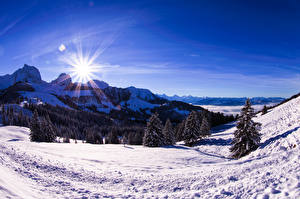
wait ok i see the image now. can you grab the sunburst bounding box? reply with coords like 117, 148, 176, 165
60, 42, 102, 83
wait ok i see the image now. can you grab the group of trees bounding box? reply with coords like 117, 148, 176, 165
183, 111, 211, 146
0, 102, 146, 144
143, 99, 262, 159
1, 105, 30, 127
29, 110, 56, 142
143, 111, 211, 147
1, 97, 262, 159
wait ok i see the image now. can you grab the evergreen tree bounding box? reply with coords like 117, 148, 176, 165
262, 105, 268, 115
183, 111, 201, 146
128, 131, 143, 145
1, 104, 6, 125
85, 127, 95, 144
230, 99, 261, 159
128, 132, 135, 145
85, 126, 103, 144
175, 119, 185, 142
41, 114, 56, 142
200, 115, 211, 137
105, 128, 119, 144
163, 119, 175, 145
94, 132, 103, 144
29, 110, 42, 142
143, 112, 164, 147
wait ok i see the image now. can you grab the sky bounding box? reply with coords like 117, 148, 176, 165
0, 0, 300, 97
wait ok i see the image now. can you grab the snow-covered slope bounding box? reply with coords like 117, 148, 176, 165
0, 95, 299, 198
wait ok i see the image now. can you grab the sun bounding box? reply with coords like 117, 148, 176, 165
69, 59, 96, 83
60, 44, 102, 83
72, 61, 93, 82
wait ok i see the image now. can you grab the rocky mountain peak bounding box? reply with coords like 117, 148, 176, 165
0, 64, 42, 89
51, 73, 72, 87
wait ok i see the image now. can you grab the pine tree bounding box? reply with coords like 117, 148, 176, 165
183, 111, 201, 146
94, 132, 103, 144
105, 128, 119, 144
143, 112, 164, 147
85, 127, 95, 144
84, 126, 103, 144
41, 114, 56, 142
230, 99, 261, 159
163, 119, 175, 145
262, 105, 268, 115
1, 104, 6, 126
29, 110, 42, 142
128, 131, 143, 145
8, 106, 13, 125
200, 115, 211, 137
175, 119, 185, 142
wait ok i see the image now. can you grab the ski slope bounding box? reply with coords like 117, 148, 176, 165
0, 97, 300, 198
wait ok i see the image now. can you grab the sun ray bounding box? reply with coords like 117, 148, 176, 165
60, 42, 104, 84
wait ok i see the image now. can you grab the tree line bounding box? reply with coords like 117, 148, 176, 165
1, 100, 262, 160
143, 111, 211, 147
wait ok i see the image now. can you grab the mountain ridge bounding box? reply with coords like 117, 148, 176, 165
1, 64, 224, 124
0, 64, 43, 89
159, 94, 285, 106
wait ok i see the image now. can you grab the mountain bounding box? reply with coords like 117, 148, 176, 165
1, 64, 223, 123
0, 85, 299, 198
159, 94, 285, 106
0, 64, 43, 89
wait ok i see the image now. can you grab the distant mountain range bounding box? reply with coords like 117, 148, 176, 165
158, 94, 285, 106
1, 64, 281, 124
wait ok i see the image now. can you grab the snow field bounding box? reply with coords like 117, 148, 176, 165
0, 96, 300, 198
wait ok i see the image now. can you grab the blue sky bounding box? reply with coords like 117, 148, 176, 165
0, 0, 300, 97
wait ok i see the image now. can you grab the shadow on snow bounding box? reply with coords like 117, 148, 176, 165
197, 138, 232, 146
260, 126, 300, 149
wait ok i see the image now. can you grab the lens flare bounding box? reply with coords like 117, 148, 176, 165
60, 43, 102, 83
69, 58, 95, 83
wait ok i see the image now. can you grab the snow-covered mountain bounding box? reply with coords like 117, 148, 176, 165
0, 64, 43, 89
159, 94, 284, 106
0, 65, 203, 120
0, 87, 299, 198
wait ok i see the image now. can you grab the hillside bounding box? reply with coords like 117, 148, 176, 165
0, 94, 299, 198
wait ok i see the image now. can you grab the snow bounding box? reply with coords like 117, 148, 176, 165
123, 97, 159, 112
0, 97, 300, 198
0, 64, 42, 89
127, 86, 155, 101
89, 80, 109, 89
20, 90, 69, 108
